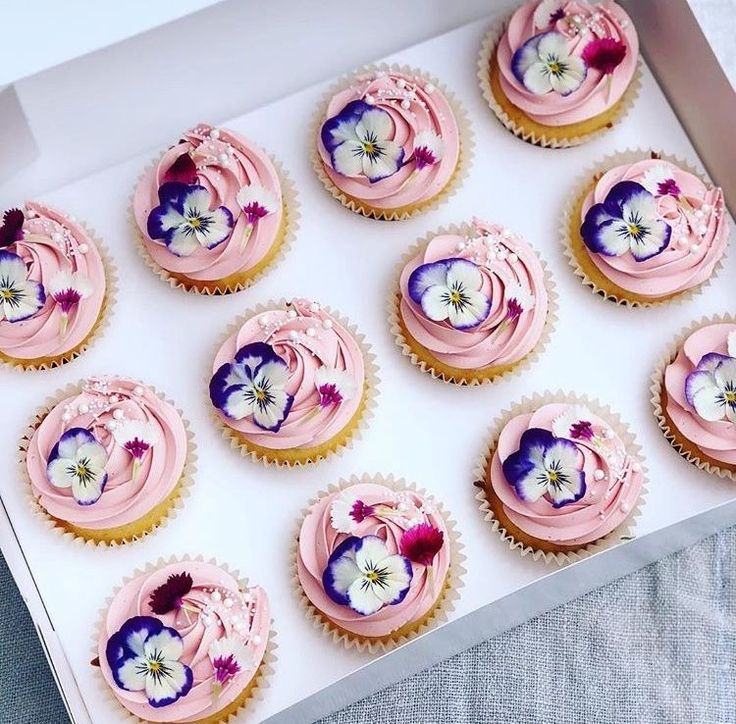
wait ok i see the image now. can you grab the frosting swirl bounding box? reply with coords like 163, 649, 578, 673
399, 219, 549, 370
210, 299, 365, 451
27, 377, 187, 532
297, 482, 450, 638
663, 322, 736, 466
133, 122, 283, 283
487, 402, 644, 547
496, 1, 638, 126
317, 70, 460, 211
579, 159, 729, 297
98, 560, 270, 723
0, 202, 106, 361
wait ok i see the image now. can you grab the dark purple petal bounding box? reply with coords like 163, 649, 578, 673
602, 181, 650, 218
407, 259, 451, 305
106, 616, 164, 681
511, 33, 543, 85
162, 153, 198, 185
47, 427, 97, 464
0, 208, 25, 248
209, 362, 241, 413
580, 204, 619, 255
502, 427, 557, 489
157, 182, 191, 207
322, 536, 361, 606
320, 100, 373, 153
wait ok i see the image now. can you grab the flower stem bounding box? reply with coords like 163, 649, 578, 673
392, 167, 421, 195
239, 222, 254, 253
59, 312, 69, 338
131, 458, 141, 482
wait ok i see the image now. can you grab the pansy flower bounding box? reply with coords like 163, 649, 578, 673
209, 635, 253, 698
0, 250, 45, 323
0, 208, 24, 248
512, 31, 586, 96
106, 616, 193, 708
321, 101, 404, 182
147, 183, 233, 257
314, 366, 356, 408
581, 181, 672, 261
46, 428, 108, 505
47, 270, 92, 336
322, 535, 413, 616
502, 428, 586, 508
685, 353, 736, 423
113, 420, 158, 480
408, 258, 491, 330
209, 342, 294, 432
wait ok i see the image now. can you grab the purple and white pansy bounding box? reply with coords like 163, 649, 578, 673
46, 428, 109, 505
502, 428, 586, 508
512, 31, 587, 96
322, 535, 413, 616
209, 342, 294, 432
106, 616, 193, 708
321, 101, 404, 182
685, 353, 736, 423
408, 258, 491, 330
0, 250, 45, 323
147, 183, 234, 257
581, 180, 672, 262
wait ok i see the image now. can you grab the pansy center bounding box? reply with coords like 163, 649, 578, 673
357, 130, 384, 162
70, 458, 96, 485
0, 280, 22, 304
544, 56, 567, 77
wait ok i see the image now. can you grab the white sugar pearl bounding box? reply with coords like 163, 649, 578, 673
251, 635, 261, 645
51, 233, 62, 243
400, 99, 411, 110
593, 469, 605, 481
322, 319, 333, 329
309, 302, 320, 313
508, 253, 518, 263
698, 226, 708, 236
62, 412, 72, 422
78, 404, 89, 414
113, 409, 124, 420
702, 203, 712, 212
620, 503, 629, 513
77, 243, 89, 253
287, 309, 297, 319
110, 395, 119, 404
218, 153, 229, 165
690, 244, 700, 254
289, 330, 299, 341
134, 386, 144, 396
456, 241, 466, 251
106, 421, 117, 431
210, 128, 220, 139
306, 328, 316, 337
224, 598, 234, 609
212, 591, 222, 602
396, 78, 406, 89
694, 209, 704, 219
365, 94, 375, 105
424, 83, 435, 93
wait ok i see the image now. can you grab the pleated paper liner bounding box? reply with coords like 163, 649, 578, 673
132, 153, 299, 295
19, 379, 196, 547
477, 15, 641, 148
208, 299, 379, 468
291, 473, 465, 653
311, 62, 475, 221
388, 223, 558, 385
561, 149, 728, 308
0, 221, 117, 371
650, 313, 736, 481
473, 390, 648, 566
91, 555, 277, 724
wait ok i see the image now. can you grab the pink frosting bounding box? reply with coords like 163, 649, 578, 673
580, 159, 729, 297
211, 299, 365, 450
98, 561, 270, 723
317, 71, 460, 210
297, 483, 451, 638
133, 122, 283, 282
664, 322, 736, 465
399, 218, 549, 369
489, 403, 644, 547
27, 377, 187, 531
0, 202, 106, 360
497, 1, 638, 126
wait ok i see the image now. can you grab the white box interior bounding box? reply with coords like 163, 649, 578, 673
1, 15, 734, 724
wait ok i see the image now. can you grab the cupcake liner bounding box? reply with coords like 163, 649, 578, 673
19, 379, 196, 547
388, 223, 558, 385
561, 149, 728, 308
0, 222, 118, 371
477, 15, 641, 148
650, 313, 736, 480
132, 153, 299, 295
92, 555, 277, 724
311, 62, 474, 221
208, 299, 379, 467
291, 472, 465, 653
473, 390, 648, 565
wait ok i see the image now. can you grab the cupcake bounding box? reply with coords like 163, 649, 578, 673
97, 558, 272, 723
476, 395, 646, 560
295, 476, 458, 649
654, 317, 736, 477
567, 153, 729, 305
24, 376, 191, 544
209, 299, 375, 466
480, 0, 639, 146
0, 203, 110, 370
392, 218, 553, 384
314, 65, 468, 220
133, 122, 295, 294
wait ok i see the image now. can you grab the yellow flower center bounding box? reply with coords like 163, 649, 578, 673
365, 570, 379, 582
726, 391, 736, 403
255, 388, 266, 401
76, 463, 88, 478
450, 290, 462, 304
362, 142, 375, 155
189, 217, 201, 229
0, 289, 12, 300
148, 661, 161, 673
548, 61, 561, 74
548, 471, 558, 482
627, 223, 640, 238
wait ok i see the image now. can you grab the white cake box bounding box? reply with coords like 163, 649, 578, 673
1, 1, 735, 722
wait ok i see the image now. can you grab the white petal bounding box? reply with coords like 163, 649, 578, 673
691, 380, 726, 421
195, 207, 232, 249
71, 475, 104, 505
221, 385, 256, 420
533, 0, 565, 28
420, 285, 451, 322
361, 140, 403, 181
548, 56, 586, 95
371, 554, 412, 605
235, 184, 278, 214
167, 226, 200, 257
514, 39, 544, 77
354, 535, 389, 573
355, 109, 393, 142
347, 577, 384, 616
624, 190, 659, 224
447, 291, 489, 329
523, 62, 554, 94
597, 220, 632, 257
145, 660, 188, 705
328, 117, 360, 145
512, 469, 548, 503
327, 551, 362, 598
144, 631, 183, 662
255, 359, 289, 388
76, 442, 108, 471
251, 388, 290, 430
46, 458, 76, 489
329, 497, 357, 534
0, 253, 29, 285
3, 279, 45, 322
537, 31, 569, 60
183, 187, 212, 216
413, 129, 443, 158
446, 260, 483, 291
157, 205, 186, 232
332, 141, 365, 176
115, 657, 147, 691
